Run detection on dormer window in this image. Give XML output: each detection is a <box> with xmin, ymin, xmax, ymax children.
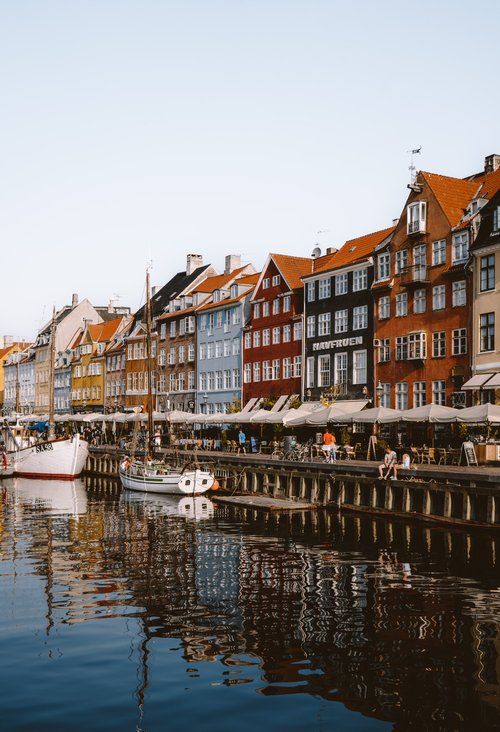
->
<box><xmin>407</xmin><ymin>201</ymin><xmax>426</xmax><ymax>234</ymax></box>
<box><xmin>272</xmin><ymin>274</ymin><xmax>281</xmax><ymax>286</ymax></box>
<box><xmin>213</xmin><ymin>290</ymin><xmax>221</xmax><ymax>303</ymax></box>
<box><xmin>230</xmin><ymin>284</ymin><xmax>238</xmax><ymax>298</ymax></box>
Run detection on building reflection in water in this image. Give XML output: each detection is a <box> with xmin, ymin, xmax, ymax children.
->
<box><xmin>1</xmin><ymin>477</ymin><xmax>500</xmax><ymax>729</ymax></box>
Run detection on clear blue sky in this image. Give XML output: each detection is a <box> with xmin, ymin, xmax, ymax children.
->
<box><xmin>1</xmin><ymin>0</ymin><xmax>499</xmax><ymax>339</ymax></box>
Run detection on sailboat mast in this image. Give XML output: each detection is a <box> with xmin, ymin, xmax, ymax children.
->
<box><xmin>48</xmin><ymin>307</ymin><xmax>56</xmax><ymax>439</ymax></box>
<box><xmin>15</xmin><ymin>355</ymin><xmax>20</xmax><ymax>414</ymax></box>
<box><xmin>145</xmin><ymin>269</ymin><xmax>154</xmax><ymax>455</ymax></box>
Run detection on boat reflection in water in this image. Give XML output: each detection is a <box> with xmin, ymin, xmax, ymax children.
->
<box><xmin>121</xmin><ymin>491</ymin><xmax>215</xmax><ymax>521</ymax></box>
<box><xmin>8</xmin><ymin>476</ymin><xmax>88</xmax><ymax>515</ymax></box>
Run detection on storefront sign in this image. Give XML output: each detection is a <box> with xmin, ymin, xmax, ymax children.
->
<box><xmin>312</xmin><ymin>336</ymin><xmax>363</xmax><ymax>351</ymax></box>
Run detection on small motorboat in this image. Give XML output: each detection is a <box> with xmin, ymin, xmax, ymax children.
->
<box><xmin>119</xmin><ymin>458</ymin><xmax>216</xmax><ymax>495</ymax></box>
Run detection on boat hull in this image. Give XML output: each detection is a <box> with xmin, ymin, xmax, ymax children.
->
<box><xmin>119</xmin><ymin>467</ymin><xmax>214</xmax><ymax>495</ymax></box>
<box><xmin>12</xmin><ymin>436</ymin><xmax>89</xmax><ymax>480</ymax></box>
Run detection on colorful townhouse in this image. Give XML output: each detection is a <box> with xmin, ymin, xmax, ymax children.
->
<box><xmin>104</xmin><ymin>328</ymin><xmax>130</xmax><ymax>412</ymax></box>
<box><xmin>157</xmin><ymin>256</ymin><xmax>254</xmax><ymax>413</ymax></box>
<box><xmin>466</xmin><ymin>177</ymin><xmax>500</xmax><ymax>404</ymax></box>
<box><xmin>302</xmin><ymin>227</ymin><xmax>394</xmax><ymax>404</ymax></box>
<box><xmin>196</xmin><ymin>267</ymin><xmax>258</xmax><ymax>414</ymax></box>
<box><xmin>242</xmin><ymin>253</ymin><xmax>328</xmax><ymax>407</ymax></box>
<box><xmin>54</xmin><ymin>349</ymin><xmax>73</xmax><ymax>414</ymax></box>
<box><xmin>71</xmin><ymin>316</ymin><xmax>130</xmax><ymax>413</ymax></box>
<box><xmin>0</xmin><ymin>339</ymin><xmax>32</xmax><ymax>413</ymax></box>
<box><xmin>374</xmin><ymin>154</ymin><xmax>500</xmax><ymax>410</ymax></box>
<box><xmin>2</xmin><ymin>345</ymin><xmax>35</xmax><ymax>415</ymax></box>
<box><xmin>126</xmin><ymin>254</ymin><xmax>217</xmax><ymax>412</ymax></box>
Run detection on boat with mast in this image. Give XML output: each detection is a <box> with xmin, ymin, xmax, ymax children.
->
<box><xmin>119</xmin><ymin>267</ymin><xmax>216</xmax><ymax>495</ymax></box>
<box><xmin>2</xmin><ymin>309</ymin><xmax>89</xmax><ymax>479</ymax></box>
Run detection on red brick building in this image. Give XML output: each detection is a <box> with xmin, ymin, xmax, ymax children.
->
<box><xmin>242</xmin><ymin>252</ymin><xmax>335</xmax><ymax>405</ymax></box>
<box><xmin>374</xmin><ymin>160</ymin><xmax>500</xmax><ymax>411</ymax></box>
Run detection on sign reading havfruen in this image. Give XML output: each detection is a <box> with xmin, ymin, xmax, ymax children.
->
<box><xmin>312</xmin><ymin>336</ymin><xmax>363</xmax><ymax>351</ymax></box>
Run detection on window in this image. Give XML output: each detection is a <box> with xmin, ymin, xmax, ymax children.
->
<box><xmin>407</xmin><ymin>201</ymin><xmax>426</xmax><ymax>234</ymax></box>
<box><xmin>378</xmin><ymin>296</ymin><xmax>390</xmax><ymax>319</ymax></box>
<box><xmin>379</xmin><ymin>338</ymin><xmax>390</xmax><ymax>362</ymax></box>
<box><xmin>333</xmin><ymin>352</ymin><xmax>347</xmax><ymax>387</ymax></box>
<box><xmin>396</xmin><ymin>382</ymin><xmax>408</xmax><ymax>410</ymax></box>
<box><xmin>253</xmin><ymin>303</ymin><xmax>260</xmax><ymax>319</ymax></box>
<box><xmin>413</xmin><ymin>381</ymin><xmax>427</xmax><ymax>408</ymax></box>
<box><xmin>283</xmin><ymin>324</ymin><xmax>291</xmax><ymax>342</ymax></box>
<box><xmin>169</xmin><ymin>347</ymin><xmax>176</xmax><ymax>364</ymax></box>
<box><xmin>200</xmin><ymin>372</ymin><xmax>207</xmax><ymax>391</ymax></box>
<box><xmin>262</xmin><ymin>329</ymin><xmax>270</xmax><ymax>346</ymax></box>
<box><xmin>396</xmin><ymin>333</ymin><xmax>426</xmax><ymax>360</ymax></box>
<box><xmin>207</xmin><ymin>372</ymin><xmax>215</xmax><ymax>390</ymax></box>
<box><xmin>353</xmin><ymin>268</ymin><xmax>368</xmax><ymax>291</ymax></box>
<box><xmin>317</xmin><ymin>355</ymin><xmax>330</xmax><ymax>387</ymax></box>
<box><xmin>395</xmin><ymin>250</ymin><xmax>408</xmax><ymax>274</ymax></box>
<box><xmin>414</xmin><ymin>288</ymin><xmax>426</xmax><ymax>314</ymax></box>
<box><xmin>253</xmin><ymin>330</ymin><xmax>261</xmax><ymax>348</ymax></box>
<box><xmin>452</xmin><ymin>280</ymin><xmax>466</xmax><ymax>307</ymax></box>
<box><xmin>263</xmin><ymin>302</ymin><xmax>270</xmax><ymax>317</ymax></box>
<box><xmin>307</xmin><ymin>316</ymin><xmax>316</xmax><ymax>338</ymax></box>
<box><xmin>432</xmin><ymin>285</ymin><xmax>445</xmax><ymax>310</ymax></box>
<box><xmin>263</xmin><ymin>277</ymin><xmax>270</xmax><ymax>289</ymax></box>
<box><xmin>335</xmin><ymin>273</ymin><xmax>348</xmax><ymax>295</ymax></box>
<box><xmin>207</xmin><ymin>342</ymin><xmax>214</xmax><ymax>359</ymax></box>
<box><xmin>216</xmin><ymin>370</ymin><xmax>223</xmax><ymax>389</ymax></box>
<box><xmin>377</xmin><ymin>253</ymin><xmax>390</xmax><ymax>280</ymax></box>
<box><xmin>432</xmin><ymin>331</ymin><xmax>446</xmax><ymax>358</ymax></box>
<box><xmin>283</xmin><ymin>357</ymin><xmax>292</xmax><ymax>379</ymax></box>
<box><xmin>452</xmin><ymin>328</ymin><xmax>467</xmax><ymax>355</ymax></box>
<box><xmin>480</xmin><ymin>313</ymin><xmax>495</xmax><ymax>352</ymax></box>
<box><xmin>253</xmin><ymin>362</ymin><xmax>261</xmax><ymax>382</ymax></box>
<box><xmin>494</xmin><ymin>206</ymin><xmax>500</xmax><ymax>232</ymax></box>
<box><xmin>224</xmin><ymin>369</ymin><xmax>231</xmax><ymax>389</ymax></box>
<box><xmin>432</xmin><ymin>239</ymin><xmax>446</xmax><ymax>266</ymax></box>
<box><xmin>452</xmin><ymin>232</ymin><xmax>469</xmax><ymax>264</ymax></box>
<box><xmin>480</xmin><ymin>255</ymin><xmax>495</xmax><ymax>292</ymax></box>
<box><xmin>353</xmin><ymin>305</ymin><xmax>368</xmax><ymax>330</ymax></box>
<box><xmin>215</xmin><ymin>341</ymin><xmax>222</xmax><ymax>358</ymax></box>
<box><xmin>318</xmin><ymin>278</ymin><xmax>331</xmax><ymax>299</ymax></box>
<box><xmin>395</xmin><ymin>292</ymin><xmax>408</xmax><ymax>317</ymax></box>
<box><xmin>334</xmin><ymin>309</ymin><xmax>348</xmax><ymax>333</ymax></box>
<box><xmin>272</xmin><ymin>274</ymin><xmax>281</xmax><ymax>286</ymax></box>
<box><xmin>272</xmin><ymin>327</ymin><xmax>280</xmax><ymax>344</ymax></box>
<box><xmin>432</xmin><ymin>380</ymin><xmax>446</xmax><ymax>406</ymax></box>
<box><xmin>232</xmin><ymin>338</ymin><xmax>240</xmax><ymax>355</ymax></box>
<box><xmin>292</xmin><ymin>355</ymin><xmax>302</xmax><ymax>377</ymax></box>
<box><xmin>262</xmin><ymin>360</ymin><xmax>271</xmax><ymax>380</ymax></box>
<box><xmin>232</xmin><ymin>307</ymin><xmax>240</xmax><ymax>325</ymax></box>
<box><xmin>306</xmin><ymin>356</ymin><xmax>315</xmax><ymax>388</ymax></box>
<box><xmin>233</xmin><ymin>369</ymin><xmax>241</xmax><ymax>388</ymax></box>
<box><xmin>318</xmin><ymin>312</ymin><xmax>331</xmax><ymax>336</ymax></box>
<box><xmin>293</xmin><ymin>321</ymin><xmax>302</xmax><ymax>340</ymax></box>
<box><xmin>283</xmin><ymin>295</ymin><xmax>291</xmax><ymax>312</ymax></box>
<box><xmin>380</xmin><ymin>383</ymin><xmax>391</xmax><ymax>408</ymax></box>
<box><xmin>244</xmin><ymin>332</ymin><xmax>251</xmax><ymax>349</ymax></box>
<box><xmin>307</xmin><ymin>281</ymin><xmax>315</xmax><ymax>302</ymax></box>
<box><xmin>272</xmin><ymin>299</ymin><xmax>280</xmax><ymax>315</ymax></box>
<box><xmin>353</xmin><ymin>350</ymin><xmax>367</xmax><ymax>384</ymax></box>
<box><xmin>271</xmin><ymin>360</ymin><xmax>280</xmax><ymax>380</ymax></box>
<box><xmin>188</xmin><ymin>371</ymin><xmax>195</xmax><ymax>390</ymax></box>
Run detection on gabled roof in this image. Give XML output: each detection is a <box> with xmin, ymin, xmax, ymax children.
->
<box><xmin>73</xmin><ymin>317</ymin><xmax>126</xmax><ymax>349</ymax></box>
<box><xmin>237</xmin><ymin>272</ymin><xmax>260</xmax><ymax>285</ymax></box>
<box><xmin>420</xmin><ymin>171</ymin><xmax>479</xmax><ymax>228</ymax></box>
<box><xmin>0</xmin><ymin>342</ymin><xmax>31</xmax><ymax>361</ymax></box>
<box><xmin>192</xmin><ymin>266</ymin><xmax>249</xmax><ymax>294</ymax></box>
<box><xmin>270</xmin><ymin>254</ymin><xmax>314</xmax><ymax>290</ymax></box>
<box><xmin>196</xmin><ymin>285</ymin><xmax>256</xmax><ymax>312</ymax></box>
<box><xmin>306</xmin><ymin>227</ymin><xmax>395</xmax><ymax>276</ymax></box>
<box><xmin>157</xmin><ymin>301</ymin><xmax>208</xmax><ymax>320</ymax></box>
<box><xmin>134</xmin><ymin>264</ymin><xmax>214</xmax><ymax>324</ymax></box>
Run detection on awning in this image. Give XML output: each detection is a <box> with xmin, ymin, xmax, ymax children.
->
<box><xmin>456</xmin><ymin>404</ymin><xmax>500</xmax><ymax>424</ymax></box>
<box><xmin>485</xmin><ymin>373</ymin><xmax>500</xmax><ymax>388</ymax></box>
<box><xmin>462</xmin><ymin>374</ymin><xmax>496</xmax><ymax>390</ymax></box>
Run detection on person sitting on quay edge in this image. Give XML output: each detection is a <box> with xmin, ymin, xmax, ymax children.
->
<box><xmin>322</xmin><ymin>428</ymin><xmax>337</xmax><ymax>461</ymax></box>
<box><xmin>378</xmin><ymin>445</ymin><xmax>398</xmax><ymax>480</ymax></box>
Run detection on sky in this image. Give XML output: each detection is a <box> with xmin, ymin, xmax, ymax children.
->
<box><xmin>1</xmin><ymin>0</ymin><xmax>499</xmax><ymax>340</ymax></box>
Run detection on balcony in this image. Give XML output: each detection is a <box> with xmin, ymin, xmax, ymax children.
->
<box><xmin>400</xmin><ymin>265</ymin><xmax>429</xmax><ymax>286</ymax></box>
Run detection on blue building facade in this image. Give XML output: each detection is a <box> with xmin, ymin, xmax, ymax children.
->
<box><xmin>54</xmin><ymin>350</ymin><xmax>72</xmax><ymax>414</ymax></box>
<box><xmin>196</xmin><ymin>278</ymin><xmax>256</xmax><ymax>415</ymax></box>
<box><xmin>3</xmin><ymin>349</ymin><xmax>35</xmax><ymax>415</ymax></box>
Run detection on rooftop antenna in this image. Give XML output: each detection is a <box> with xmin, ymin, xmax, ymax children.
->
<box><xmin>407</xmin><ymin>146</ymin><xmax>422</xmax><ymax>187</ymax></box>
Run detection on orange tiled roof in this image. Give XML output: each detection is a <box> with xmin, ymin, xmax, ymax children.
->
<box><xmin>0</xmin><ymin>342</ymin><xmax>31</xmax><ymax>361</ymax></box>
<box><xmin>157</xmin><ymin>299</ymin><xmax>208</xmax><ymax>320</ymax></box>
<box><xmin>474</xmin><ymin>166</ymin><xmax>500</xmax><ymax>201</ymax></box>
<box><xmin>309</xmin><ymin>227</ymin><xmax>395</xmax><ymax>276</ymax></box>
<box><xmin>196</xmin><ymin>286</ymin><xmax>256</xmax><ymax>312</ymax></box>
<box><xmin>88</xmin><ymin>317</ymin><xmax>124</xmax><ymax>343</ymax></box>
<box><xmin>420</xmin><ymin>171</ymin><xmax>482</xmax><ymax>227</ymax></box>
<box><xmin>192</xmin><ymin>266</ymin><xmax>248</xmax><ymax>294</ymax></box>
<box><xmin>237</xmin><ymin>272</ymin><xmax>260</xmax><ymax>285</ymax></box>
<box><xmin>271</xmin><ymin>254</ymin><xmax>315</xmax><ymax>290</ymax></box>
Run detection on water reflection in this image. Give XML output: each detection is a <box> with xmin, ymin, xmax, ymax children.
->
<box><xmin>1</xmin><ymin>477</ymin><xmax>500</xmax><ymax>730</ymax></box>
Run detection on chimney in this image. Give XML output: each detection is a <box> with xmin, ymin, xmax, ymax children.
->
<box><xmin>71</xmin><ymin>293</ymin><xmax>78</xmax><ymax>307</ymax></box>
<box><xmin>224</xmin><ymin>254</ymin><xmax>242</xmax><ymax>274</ymax></box>
<box><xmin>107</xmin><ymin>298</ymin><xmax>115</xmax><ymax>314</ymax></box>
<box><xmin>326</xmin><ymin>247</ymin><xmax>338</xmax><ymax>255</ymax></box>
<box><xmin>484</xmin><ymin>154</ymin><xmax>500</xmax><ymax>174</ymax></box>
<box><xmin>392</xmin><ymin>218</ymin><xmax>399</xmax><ymax>227</ymax></box>
<box><xmin>151</xmin><ymin>285</ymin><xmax>159</xmax><ymax>296</ymax></box>
<box><xmin>186</xmin><ymin>254</ymin><xmax>203</xmax><ymax>276</ymax></box>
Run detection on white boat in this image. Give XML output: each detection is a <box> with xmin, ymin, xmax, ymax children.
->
<box><xmin>119</xmin><ymin>460</ymin><xmax>216</xmax><ymax>495</ymax></box>
<box><xmin>121</xmin><ymin>491</ymin><xmax>215</xmax><ymax>520</ymax></box>
<box><xmin>12</xmin><ymin>434</ymin><xmax>89</xmax><ymax>480</ymax></box>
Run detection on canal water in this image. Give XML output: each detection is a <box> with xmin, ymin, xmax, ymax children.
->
<box><xmin>1</xmin><ymin>478</ymin><xmax>500</xmax><ymax>731</ymax></box>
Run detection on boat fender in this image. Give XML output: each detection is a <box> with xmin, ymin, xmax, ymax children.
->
<box><xmin>211</xmin><ymin>480</ymin><xmax>219</xmax><ymax>491</ymax></box>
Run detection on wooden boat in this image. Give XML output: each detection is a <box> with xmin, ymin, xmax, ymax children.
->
<box><xmin>118</xmin><ymin>268</ymin><xmax>215</xmax><ymax>496</ymax></box>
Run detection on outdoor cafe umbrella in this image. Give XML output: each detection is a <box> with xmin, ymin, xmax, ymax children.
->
<box><xmin>285</xmin><ymin>404</ymin><xmax>351</xmax><ymax>427</ymax></box>
<box><xmin>398</xmin><ymin>404</ymin><xmax>459</xmax><ymax>423</ymax></box>
<box><xmin>344</xmin><ymin>406</ymin><xmax>402</xmax><ymax>424</ymax></box>
<box><xmin>455</xmin><ymin>403</ymin><xmax>500</xmax><ymax>424</ymax></box>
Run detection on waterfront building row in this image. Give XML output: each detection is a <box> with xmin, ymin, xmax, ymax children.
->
<box><xmin>2</xmin><ymin>152</ymin><xmax>500</xmax><ymax>416</ymax></box>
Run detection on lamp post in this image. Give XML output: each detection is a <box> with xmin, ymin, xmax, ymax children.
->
<box><xmin>376</xmin><ymin>381</ymin><xmax>384</xmax><ymax>407</ymax></box>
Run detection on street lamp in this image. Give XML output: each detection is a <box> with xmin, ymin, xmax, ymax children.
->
<box><xmin>376</xmin><ymin>380</ymin><xmax>384</xmax><ymax>407</ymax></box>
<box><xmin>305</xmin><ymin>389</ymin><xmax>312</xmax><ymax>401</ymax></box>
